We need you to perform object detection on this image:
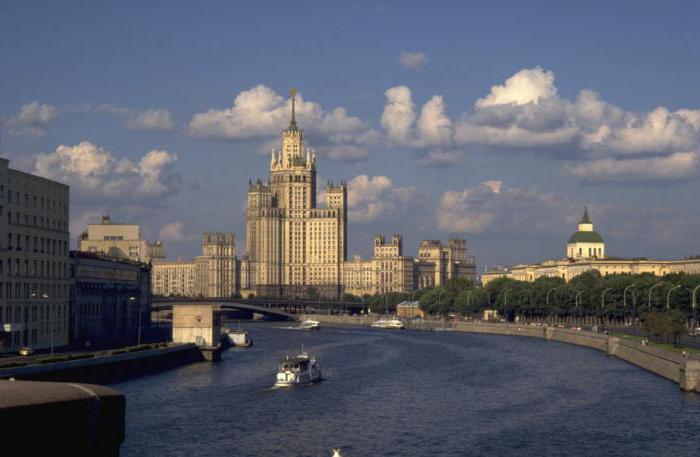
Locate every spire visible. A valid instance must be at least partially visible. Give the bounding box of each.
[288,87,298,130]
[580,206,592,224]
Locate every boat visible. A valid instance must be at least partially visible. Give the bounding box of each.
[274,349,322,387]
[371,318,404,329]
[224,328,253,347]
[298,319,321,331]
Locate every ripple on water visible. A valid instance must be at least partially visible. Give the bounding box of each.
[115,324,700,457]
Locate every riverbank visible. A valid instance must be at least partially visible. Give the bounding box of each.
[305,314,700,393]
[0,343,203,383]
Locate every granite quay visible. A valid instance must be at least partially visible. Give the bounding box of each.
[303,314,700,393]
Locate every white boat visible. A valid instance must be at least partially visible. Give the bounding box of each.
[371,318,404,329]
[298,319,321,331]
[274,350,322,387]
[224,329,253,347]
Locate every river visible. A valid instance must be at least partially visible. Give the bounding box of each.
[114,323,700,456]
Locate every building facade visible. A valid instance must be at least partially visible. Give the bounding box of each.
[1,157,71,353]
[69,251,151,347]
[244,92,476,299]
[482,207,700,286]
[77,215,164,263]
[152,232,238,298]
[246,94,346,298]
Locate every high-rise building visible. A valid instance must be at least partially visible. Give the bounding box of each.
[244,91,476,299]
[1,157,71,353]
[195,232,238,297]
[246,90,347,298]
[77,215,164,263]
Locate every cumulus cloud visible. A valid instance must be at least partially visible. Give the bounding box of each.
[397,50,428,70]
[437,180,573,234]
[159,222,185,241]
[347,174,416,223]
[33,141,181,200]
[7,101,58,136]
[126,109,174,131]
[381,87,452,148]
[566,151,699,182]
[377,66,700,182]
[475,67,557,108]
[188,85,375,162]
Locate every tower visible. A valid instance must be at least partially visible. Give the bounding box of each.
[567,207,605,259]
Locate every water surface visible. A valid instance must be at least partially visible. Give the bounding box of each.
[115,324,700,456]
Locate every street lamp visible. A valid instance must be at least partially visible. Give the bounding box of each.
[131,296,141,345]
[692,285,700,330]
[648,283,663,309]
[666,285,681,310]
[623,284,636,325]
[601,288,613,331]
[546,287,557,325]
[575,289,586,326]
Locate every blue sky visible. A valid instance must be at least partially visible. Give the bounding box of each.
[2,1,700,270]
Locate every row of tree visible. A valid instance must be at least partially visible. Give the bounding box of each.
[359,272,700,320]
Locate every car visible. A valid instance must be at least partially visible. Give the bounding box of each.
[18,347,34,356]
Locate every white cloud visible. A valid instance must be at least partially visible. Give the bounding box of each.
[7,101,58,136]
[347,174,416,223]
[189,85,375,162]
[373,67,700,180]
[566,151,699,182]
[126,109,174,131]
[397,50,428,70]
[475,67,557,108]
[381,86,415,145]
[159,222,185,241]
[34,141,181,199]
[437,181,572,234]
[381,87,452,149]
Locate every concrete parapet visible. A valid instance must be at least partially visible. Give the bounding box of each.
[0,380,125,455]
[305,314,700,393]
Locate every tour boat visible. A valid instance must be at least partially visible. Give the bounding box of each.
[371,318,404,329]
[224,328,253,347]
[298,319,321,331]
[274,349,322,387]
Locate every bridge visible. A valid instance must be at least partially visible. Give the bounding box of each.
[151,297,364,321]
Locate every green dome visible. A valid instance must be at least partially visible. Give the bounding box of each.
[568,231,604,243]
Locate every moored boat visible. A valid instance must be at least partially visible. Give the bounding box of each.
[225,329,253,347]
[274,350,322,387]
[371,318,404,329]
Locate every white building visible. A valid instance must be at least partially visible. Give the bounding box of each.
[77,215,163,263]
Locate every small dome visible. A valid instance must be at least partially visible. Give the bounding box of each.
[568,231,604,244]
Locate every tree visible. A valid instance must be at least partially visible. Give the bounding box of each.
[642,309,686,346]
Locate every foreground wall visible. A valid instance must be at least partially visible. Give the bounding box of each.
[306,315,700,393]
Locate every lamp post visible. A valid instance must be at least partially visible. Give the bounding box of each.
[648,283,663,309]
[692,285,700,331]
[503,289,511,321]
[666,285,681,310]
[623,284,636,326]
[575,289,586,327]
[546,288,557,325]
[601,288,613,331]
[131,296,140,345]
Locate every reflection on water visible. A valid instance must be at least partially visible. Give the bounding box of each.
[114,323,700,457]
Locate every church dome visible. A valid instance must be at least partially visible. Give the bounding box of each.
[568,230,604,243]
[567,206,604,244]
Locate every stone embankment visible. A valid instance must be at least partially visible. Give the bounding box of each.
[306,314,700,393]
[0,343,203,383]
